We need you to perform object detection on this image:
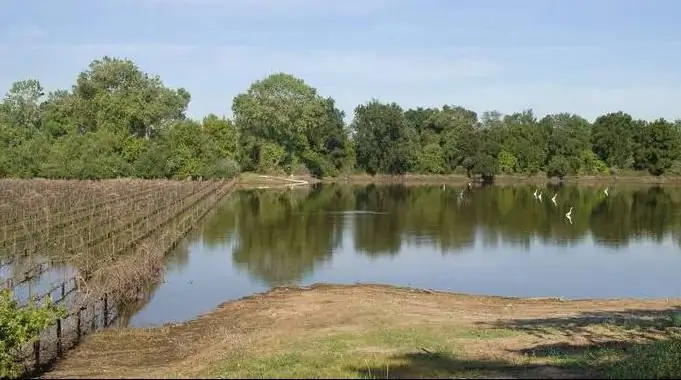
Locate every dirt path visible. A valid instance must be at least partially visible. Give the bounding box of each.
[42,284,681,379]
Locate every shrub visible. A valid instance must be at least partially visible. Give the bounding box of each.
[0,289,67,379]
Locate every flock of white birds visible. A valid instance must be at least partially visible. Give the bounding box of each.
[531,186,609,224]
[442,183,611,225]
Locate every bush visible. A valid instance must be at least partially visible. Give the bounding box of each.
[0,289,67,379]
[202,158,241,179]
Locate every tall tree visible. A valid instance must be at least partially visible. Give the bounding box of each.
[352,100,418,175]
[232,73,348,177]
[591,111,635,169]
[632,118,681,176]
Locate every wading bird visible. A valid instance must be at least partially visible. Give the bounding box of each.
[604,187,609,196]
[551,193,557,206]
[565,206,573,224]
[538,191,543,202]
[533,189,538,199]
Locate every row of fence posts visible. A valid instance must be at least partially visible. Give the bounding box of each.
[1,272,113,375]
[28,290,113,374]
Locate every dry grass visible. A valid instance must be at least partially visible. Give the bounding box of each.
[42,284,681,379]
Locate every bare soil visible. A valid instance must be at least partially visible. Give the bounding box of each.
[41,284,681,379]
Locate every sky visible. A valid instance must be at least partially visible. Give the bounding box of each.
[1,0,680,122]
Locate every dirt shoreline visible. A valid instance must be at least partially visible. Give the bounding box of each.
[42,283,681,379]
[236,172,681,188]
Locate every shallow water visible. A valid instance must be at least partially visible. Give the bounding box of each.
[123,183,681,327]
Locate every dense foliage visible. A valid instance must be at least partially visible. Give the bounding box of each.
[0,289,67,379]
[1,56,680,180]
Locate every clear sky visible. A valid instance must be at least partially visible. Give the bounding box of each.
[1,0,680,122]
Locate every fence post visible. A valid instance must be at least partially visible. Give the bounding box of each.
[61,282,65,299]
[103,293,108,326]
[56,318,62,356]
[76,308,82,340]
[33,340,40,370]
[91,303,96,331]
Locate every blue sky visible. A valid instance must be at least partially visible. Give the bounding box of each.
[1,0,680,122]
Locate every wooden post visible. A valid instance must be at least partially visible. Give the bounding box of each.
[103,293,108,326]
[33,340,40,369]
[61,282,65,299]
[76,308,82,340]
[56,319,62,356]
[91,303,96,331]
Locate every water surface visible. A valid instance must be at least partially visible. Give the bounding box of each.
[124,183,681,327]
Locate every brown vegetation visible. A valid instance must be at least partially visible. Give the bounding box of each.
[0,178,236,376]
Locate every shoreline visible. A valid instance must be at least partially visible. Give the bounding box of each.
[43,283,681,379]
[236,172,681,188]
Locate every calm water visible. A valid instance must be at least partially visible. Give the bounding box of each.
[123,183,681,327]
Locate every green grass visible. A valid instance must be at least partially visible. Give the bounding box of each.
[202,326,519,379]
[202,316,681,379]
[541,336,681,379]
[538,314,681,379]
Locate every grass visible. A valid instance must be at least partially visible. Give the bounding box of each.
[203,326,519,379]
[202,318,681,379]
[42,284,681,379]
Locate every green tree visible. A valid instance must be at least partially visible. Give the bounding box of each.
[232,73,347,177]
[591,111,635,169]
[543,113,591,177]
[352,100,418,175]
[633,118,681,176]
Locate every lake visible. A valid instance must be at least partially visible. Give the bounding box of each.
[121,183,681,327]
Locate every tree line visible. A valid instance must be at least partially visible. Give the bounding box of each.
[1,56,680,181]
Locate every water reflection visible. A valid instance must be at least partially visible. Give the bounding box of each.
[126,184,681,327]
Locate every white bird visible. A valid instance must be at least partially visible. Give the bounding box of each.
[533,189,538,199]
[538,192,543,202]
[565,206,573,224]
[442,184,446,191]
[604,187,609,196]
[551,193,557,206]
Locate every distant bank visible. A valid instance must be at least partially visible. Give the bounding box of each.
[237,172,681,188]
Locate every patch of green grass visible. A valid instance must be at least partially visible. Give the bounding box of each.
[538,317,681,379]
[605,338,681,379]
[204,317,681,379]
[203,326,517,379]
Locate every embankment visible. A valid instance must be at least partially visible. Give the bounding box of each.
[42,283,681,379]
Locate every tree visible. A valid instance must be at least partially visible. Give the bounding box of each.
[0,79,45,131]
[632,118,681,176]
[591,111,635,169]
[352,100,418,175]
[232,73,347,177]
[543,113,591,178]
[501,109,548,174]
[70,56,190,138]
